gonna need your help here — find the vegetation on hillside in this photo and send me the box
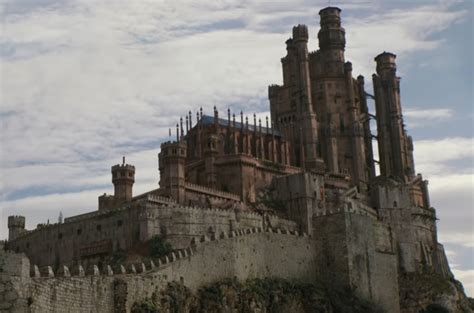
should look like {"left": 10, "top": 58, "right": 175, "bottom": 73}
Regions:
{"left": 131, "top": 277, "right": 383, "bottom": 313}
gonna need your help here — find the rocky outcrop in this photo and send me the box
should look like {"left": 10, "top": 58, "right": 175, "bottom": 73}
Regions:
{"left": 399, "top": 272, "right": 474, "bottom": 313}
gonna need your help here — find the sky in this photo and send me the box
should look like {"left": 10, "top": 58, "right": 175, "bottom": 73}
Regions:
{"left": 0, "top": 0, "right": 473, "bottom": 295}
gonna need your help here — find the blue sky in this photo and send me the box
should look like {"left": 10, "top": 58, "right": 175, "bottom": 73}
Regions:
{"left": 1, "top": 0, "right": 473, "bottom": 295}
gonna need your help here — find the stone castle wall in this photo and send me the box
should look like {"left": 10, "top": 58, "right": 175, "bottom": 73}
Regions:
{"left": 1, "top": 228, "right": 315, "bottom": 313}
{"left": 8, "top": 198, "right": 297, "bottom": 268}
{"left": 313, "top": 208, "right": 400, "bottom": 313}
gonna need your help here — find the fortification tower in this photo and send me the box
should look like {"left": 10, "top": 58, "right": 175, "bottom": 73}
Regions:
{"left": 318, "top": 7, "right": 346, "bottom": 76}
{"left": 8, "top": 215, "right": 26, "bottom": 241}
{"left": 204, "top": 134, "right": 219, "bottom": 188}
{"left": 292, "top": 24, "right": 324, "bottom": 170}
{"left": 111, "top": 157, "right": 135, "bottom": 204}
{"left": 373, "top": 52, "right": 415, "bottom": 182}
{"left": 159, "top": 140, "right": 187, "bottom": 204}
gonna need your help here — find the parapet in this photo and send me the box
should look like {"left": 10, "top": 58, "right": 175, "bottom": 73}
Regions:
{"left": 111, "top": 163, "right": 135, "bottom": 184}
{"left": 8, "top": 215, "right": 25, "bottom": 228}
{"left": 160, "top": 141, "right": 187, "bottom": 158}
{"left": 268, "top": 84, "right": 281, "bottom": 99}
{"left": 375, "top": 51, "right": 397, "bottom": 75}
{"left": 319, "top": 7, "right": 342, "bottom": 27}
{"left": 111, "top": 163, "right": 135, "bottom": 172}
{"left": 292, "top": 24, "right": 308, "bottom": 42}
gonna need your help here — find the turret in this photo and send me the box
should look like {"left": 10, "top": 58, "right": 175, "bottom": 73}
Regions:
{"left": 204, "top": 134, "right": 219, "bottom": 188}
{"left": 8, "top": 215, "right": 26, "bottom": 241}
{"left": 291, "top": 24, "right": 324, "bottom": 171}
{"left": 344, "top": 62, "right": 367, "bottom": 187}
{"left": 373, "top": 52, "right": 414, "bottom": 181}
{"left": 111, "top": 157, "right": 135, "bottom": 204}
{"left": 375, "top": 52, "right": 397, "bottom": 78}
{"left": 318, "top": 7, "right": 346, "bottom": 76}
{"left": 158, "top": 141, "right": 187, "bottom": 204}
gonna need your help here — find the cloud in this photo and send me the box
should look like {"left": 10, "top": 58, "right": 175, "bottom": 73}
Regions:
{"left": 452, "top": 268, "right": 474, "bottom": 297}
{"left": 439, "top": 233, "right": 474, "bottom": 249}
{"left": 414, "top": 137, "right": 473, "bottom": 162}
{"left": 404, "top": 108, "right": 454, "bottom": 120}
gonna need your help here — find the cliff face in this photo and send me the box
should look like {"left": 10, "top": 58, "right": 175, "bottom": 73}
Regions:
{"left": 399, "top": 272, "right": 474, "bottom": 313}
{"left": 131, "top": 278, "right": 384, "bottom": 313}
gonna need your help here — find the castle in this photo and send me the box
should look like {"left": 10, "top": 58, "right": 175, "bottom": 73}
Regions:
{"left": 1, "top": 7, "right": 465, "bottom": 313}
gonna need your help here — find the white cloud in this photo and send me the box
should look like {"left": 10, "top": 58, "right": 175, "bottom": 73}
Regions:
{"left": 439, "top": 232, "right": 474, "bottom": 249}
{"left": 451, "top": 268, "right": 474, "bottom": 297}
{"left": 413, "top": 137, "right": 473, "bottom": 173}
{"left": 404, "top": 108, "right": 454, "bottom": 120}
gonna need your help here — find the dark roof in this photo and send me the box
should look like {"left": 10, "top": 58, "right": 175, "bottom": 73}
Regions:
{"left": 319, "top": 6, "right": 341, "bottom": 14}
{"left": 199, "top": 115, "right": 283, "bottom": 137}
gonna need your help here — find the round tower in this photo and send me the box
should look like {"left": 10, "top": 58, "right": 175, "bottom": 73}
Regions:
{"left": 111, "top": 157, "right": 135, "bottom": 203}
{"left": 158, "top": 141, "right": 187, "bottom": 204}
{"left": 318, "top": 7, "right": 346, "bottom": 76}
{"left": 375, "top": 52, "right": 397, "bottom": 78}
{"left": 8, "top": 215, "right": 26, "bottom": 241}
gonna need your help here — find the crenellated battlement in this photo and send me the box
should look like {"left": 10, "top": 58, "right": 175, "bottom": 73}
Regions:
{"left": 8, "top": 215, "right": 25, "bottom": 228}
{"left": 292, "top": 24, "right": 309, "bottom": 41}
{"left": 27, "top": 227, "right": 305, "bottom": 279}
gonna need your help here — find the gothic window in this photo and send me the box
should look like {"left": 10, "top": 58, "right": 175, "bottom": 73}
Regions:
{"left": 128, "top": 172, "right": 133, "bottom": 177}
{"left": 97, "top": 224, "right": 102, "bottom": 232}
{"left": 117, "top": 220, "right": 123, "bottom": 227}
{"left": 58, "top": 233, "right": 63, "bottom": 239}
{"left": 121, "top": 171, "right": 125, "bottom": 177}
{"left": 77, "top": 229, "right": 82, "bottom": 235}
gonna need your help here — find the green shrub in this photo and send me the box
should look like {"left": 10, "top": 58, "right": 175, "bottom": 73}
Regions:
{"left": 148, "top": 235, "right": 173, "bottom": 258}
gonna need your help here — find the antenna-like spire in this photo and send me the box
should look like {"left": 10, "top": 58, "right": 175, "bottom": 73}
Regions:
{"left": 122, "top": 156, "right": 125, "bottom": 165}
{"left": 189, "top": 111, "right": 192, "bottom": 128}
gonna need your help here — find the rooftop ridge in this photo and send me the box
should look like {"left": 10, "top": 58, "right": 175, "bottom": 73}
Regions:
{"left": 184, "top": 182, "right": 241, "bottom": 201}
{"left": 314, "top": 204, "right": 377, "bottom": 218}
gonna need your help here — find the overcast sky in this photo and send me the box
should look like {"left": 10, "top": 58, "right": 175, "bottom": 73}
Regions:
{"left": 1, "top": 0, "right": 473, "bottom": 295}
